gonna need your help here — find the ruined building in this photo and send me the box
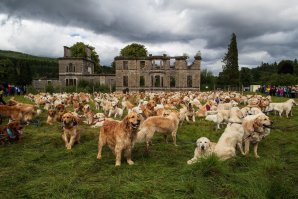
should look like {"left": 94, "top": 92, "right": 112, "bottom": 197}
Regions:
{"left": 33, "top": 46, "right": 201, "bottom": 92}
{"left": 114, "top": 53, "right": 201, "bottom": 91}
{"left": 33, "top": 46, "right": 115, "bottom": 91}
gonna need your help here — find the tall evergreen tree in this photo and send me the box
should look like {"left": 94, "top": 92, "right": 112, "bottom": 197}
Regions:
{"left": 218, "top": 33, "right": 239, "bottom": 86}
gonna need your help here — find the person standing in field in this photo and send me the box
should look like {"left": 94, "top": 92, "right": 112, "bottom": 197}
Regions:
{"left": 0, "top": 85, "right": 6, "bottom": 105}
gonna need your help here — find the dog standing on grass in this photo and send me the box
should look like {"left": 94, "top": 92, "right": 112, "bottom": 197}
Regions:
{"left": 97, "top": 112, "right": 142, "bottom": 166}
{"left": 61, "top": 112, "right": 80, "bottom": 150}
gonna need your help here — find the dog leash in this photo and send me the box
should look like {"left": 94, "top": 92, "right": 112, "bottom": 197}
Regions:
{"left": 269, "top": 124, "right": 298, "bottom": 131}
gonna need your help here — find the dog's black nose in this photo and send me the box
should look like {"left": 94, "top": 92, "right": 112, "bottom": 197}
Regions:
{"left": 201, "top": 146, "right": 205, "bottom": 150}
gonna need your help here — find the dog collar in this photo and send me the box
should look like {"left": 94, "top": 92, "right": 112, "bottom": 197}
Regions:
{"left": 63, "top": 121, "right": 77, "bottom": 127}
{"left": 6, "top": 128, "right": 16, "bottom": 139}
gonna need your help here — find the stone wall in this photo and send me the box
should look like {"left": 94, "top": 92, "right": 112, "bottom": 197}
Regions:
{"left": 115, "top": 54, "right": 201, "bottom": 91}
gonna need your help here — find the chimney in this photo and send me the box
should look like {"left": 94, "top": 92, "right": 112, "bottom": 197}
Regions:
{"left": 85, "top": 46, "right": 92, "bottom": 60}
{"left": 64, "top": 46, "right": 71, "bottom": 57}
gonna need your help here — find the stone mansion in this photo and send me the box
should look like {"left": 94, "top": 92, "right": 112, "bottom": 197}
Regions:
{"left": 33, "top": 46, "right": 201, "bottom": 92}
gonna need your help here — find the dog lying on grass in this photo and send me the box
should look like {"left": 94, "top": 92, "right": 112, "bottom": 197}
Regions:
{"left": 187, "top": 137, "right": 216, "bottom": 164}
{"left": 0, "top": 121, "right": 23, "bottom": 144}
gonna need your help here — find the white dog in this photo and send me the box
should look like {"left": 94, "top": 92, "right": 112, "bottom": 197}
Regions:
{"left": 214, "top": 123, "right": 245, "bottom": 161}
{"left": 265, "top": 99, "right": 297, "bottom": 117}
{"left": 91, "top": 113, "right": 106, "bottom": 128}
{"left": 187, "top": 137, "right": 216, "bottom": 164}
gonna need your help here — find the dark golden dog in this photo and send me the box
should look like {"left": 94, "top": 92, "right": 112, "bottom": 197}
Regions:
{"left": 0, "top": 121, "right": 23, "bottom": 144}
{"left": 61, "top": 112, "right": 80, "bottom": 150}
{"left": 47, "top": 109, "right": 57, "bottom": 125}
{"left": 97, "top": 112, "right": 142, "bottom": 166}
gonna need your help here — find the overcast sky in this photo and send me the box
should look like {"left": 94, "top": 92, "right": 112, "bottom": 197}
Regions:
{"left": 1, "top": 0, "right": 298, "bottom": 75}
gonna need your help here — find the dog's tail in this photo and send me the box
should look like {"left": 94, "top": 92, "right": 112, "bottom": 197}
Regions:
{"left": 135, "top": 128, "right": 147, "bottom": 143}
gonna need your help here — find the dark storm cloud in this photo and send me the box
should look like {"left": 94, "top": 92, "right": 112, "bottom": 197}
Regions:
{"left": 1, "top": 0, "right": 298, "bottom": 70}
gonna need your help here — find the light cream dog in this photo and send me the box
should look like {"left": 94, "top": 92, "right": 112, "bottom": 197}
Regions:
{"left": 265, "top": 99, "right": 297, "bottom": 118}
{"left": 242, "top": 114, "right": 272, "bottom": 158}
{"left": 214, "top": 123, "right": 245, "bottom": 161}
{"left": 187, "top": 137, "right": 216, "bottom": 164}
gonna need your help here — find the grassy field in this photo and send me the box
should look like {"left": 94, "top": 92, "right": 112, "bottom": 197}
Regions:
{"left": 0, "top": 95, "right": 297, "bottom": 199}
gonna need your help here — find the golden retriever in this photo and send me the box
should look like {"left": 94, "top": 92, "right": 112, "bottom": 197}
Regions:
{"left": 242, "top": 114, "right": 272, "bottom": 158}
{"left": 97, "top": 112, "right": 142, "bottom": 166}
{"left": 0, "top": 105, "right": 24, "bottom": 122}
{"left": 0, "top": 121, "right": 23, "bottom": 144}
{"left": 187, "top": 137, "right": 216, "bottom": 164}
{"left": 137, "top": 111, "right": 180, "bottom": 152}
{"left": 214, "top": 123, "right": 245, "bottom": 161}
{"left": 266, "top": 99, "right": 297, "bottom": 118}
{"left": 46, "top": 109, "right": 57, "bottom": 125}
{"left": 61, "top": 112, "right": 80, "bottom": 150}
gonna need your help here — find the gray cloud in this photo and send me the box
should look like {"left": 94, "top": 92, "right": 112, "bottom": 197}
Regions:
{"left": 0, "top": 0, "right": 298, "bottom": 75}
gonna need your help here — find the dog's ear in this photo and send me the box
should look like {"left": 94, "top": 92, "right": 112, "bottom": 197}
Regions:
{"left": 243, "top": 119, "right": 254, "bottom": 133}
{"left": 253, "top": 116, "right": 263, "bottom": 129}
{"left": 122, "top": 115, "right": 131, "bottom": 130}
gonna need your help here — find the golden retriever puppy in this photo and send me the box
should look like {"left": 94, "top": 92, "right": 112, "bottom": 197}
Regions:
{"left": 214, "top": 123, "right": 245, "bottom": 161}
{"left": 137, "top": 111, "right": 180, "bottom": 152}
{"left": 187, "top": 137, "right": 216, "bottom": 164}
{"left": 47, "top": 109, "right": 57, "bottom": 125}
{"left": 242, "top": 114, "right": 272, "bottom": 158}
{"left": 61, "top": 112, "right": 80, "bottom": 150}
{"left": 97, "top": 112, "right": 142, "bottom": 166}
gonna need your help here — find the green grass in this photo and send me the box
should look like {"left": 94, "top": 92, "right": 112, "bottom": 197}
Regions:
{"left": 0, "top": 96, "right": 297, "bottom": 198}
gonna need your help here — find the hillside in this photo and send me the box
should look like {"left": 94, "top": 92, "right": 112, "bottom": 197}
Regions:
{"left": 0, "top": 50, "right": 58, "bottom": 83}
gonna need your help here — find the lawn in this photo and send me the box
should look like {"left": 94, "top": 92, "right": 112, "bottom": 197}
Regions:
{"left": 0, "top": 95, "right": 297, "bottom": 199}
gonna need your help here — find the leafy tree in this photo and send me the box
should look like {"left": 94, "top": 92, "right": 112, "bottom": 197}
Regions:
{"left": 0, "top": 58, "right": 17, "bottom": 84}
{"left": 278, "top": 60, "right": 294, "bottom": 74}
{"left": 240, "top": 67, "right": 252, "bottom": 86}
{"left": 120, "top": 43, "right": 148, "bottom": 57}
{"left": 218, "top": 33, "right": 239, "bottom": 86}
{"left": 70, "top": 42, "right": 101, "bottom": 73}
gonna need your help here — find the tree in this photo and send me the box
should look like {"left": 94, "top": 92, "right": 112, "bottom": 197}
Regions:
{"left": 240, "top": 67, "right": 252, "bottom": 86}
{"left": 70, "top": 42, "right": 101, "bottom": 73}
{"left": 278, "top": 60, "right": 294, "bottom": 74}
{"left": 0, "top": 58, "right": 17, "bottom": 84}
{"left": 218, "top": 33, "right": 239, "bottom": 86}
{"left": 120, "top": 43, "right": 148, "bottom": 57}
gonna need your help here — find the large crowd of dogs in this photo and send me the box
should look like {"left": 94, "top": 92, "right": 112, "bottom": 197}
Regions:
{"left": 0, "top": 91, "right": 296, "bottom": 166}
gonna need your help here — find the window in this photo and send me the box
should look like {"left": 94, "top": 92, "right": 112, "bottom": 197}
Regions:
{"left": 66, "top": 78, "right": 76, "bottom": 86}
{"left": 66, "top": 63, "right": 75, "bottom": 73}
{"left": 47, "top": 80, "right": 52, "bottom": 85}
{"left": 123, "top": 61, "right": 128, "bottom": 70}
{"left": 170, "top": 59, "right": 175, "bottom": 69}
{"left": 140, "top": 76, "right": 145, "bottom": 87}
{"left": 170, "top": 76, "right": 175, "bottom": 87}
{"left": 152, "top": 60, "right": 161, "bottom": 69}
{"left": 154, "top": 75, "right": 160, "bottom": 87}
{"left": 187, "top": 75, "right": 192, "bottom": 87}
{"left": 123, "top": 76, "right": 128, "bottom": 87}
{"left": 140, "top": 61, "right": 145, "bottom": 69}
